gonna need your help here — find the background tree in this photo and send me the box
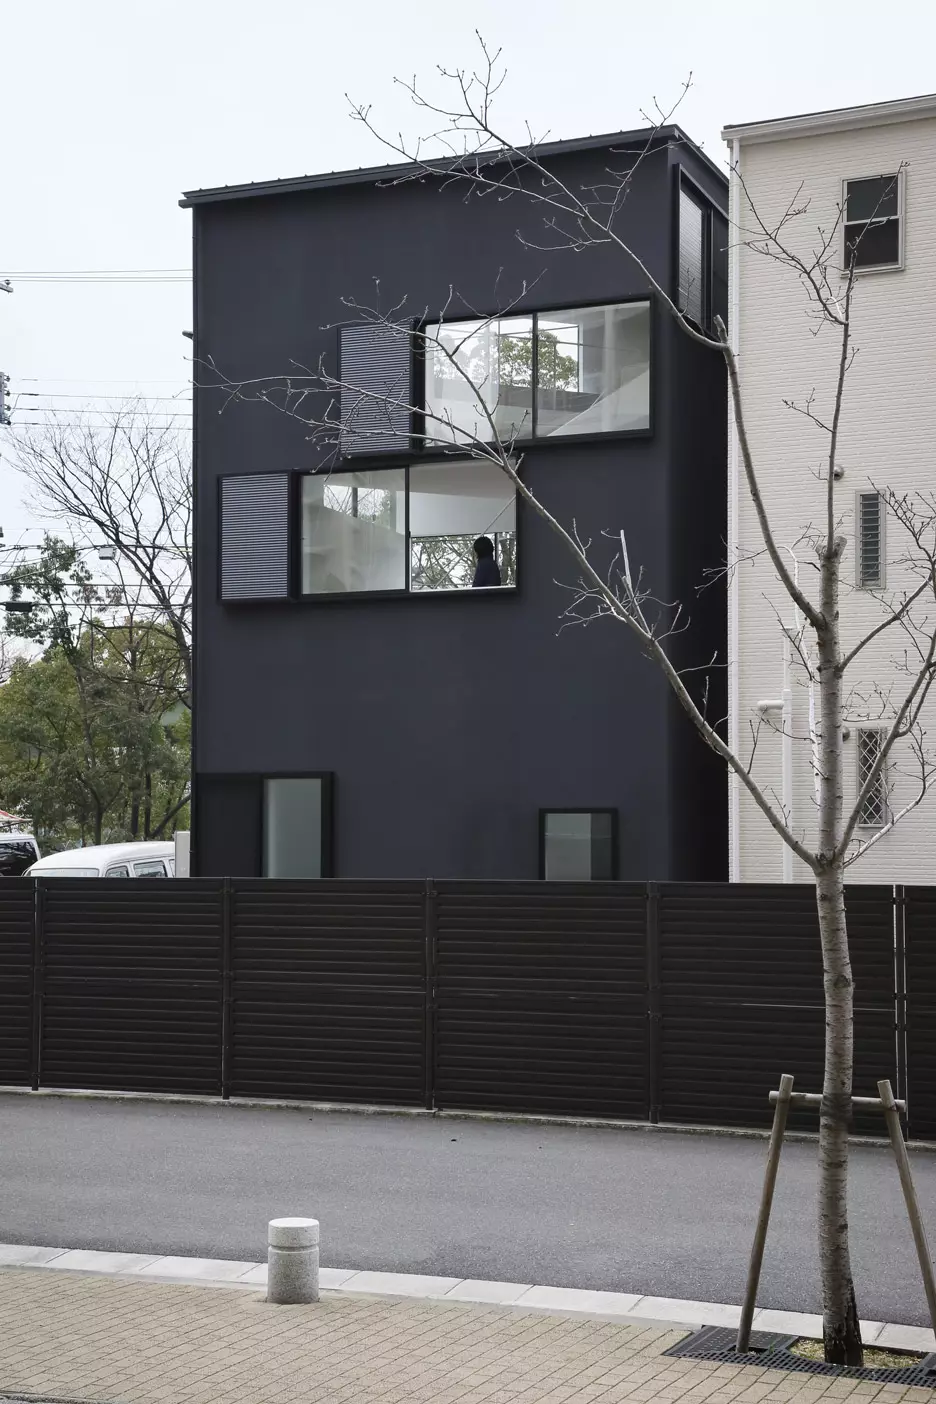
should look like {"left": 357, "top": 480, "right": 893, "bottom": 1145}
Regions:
{"left": 10, "top": 407, "right": 192, "bottom": 704}
{"left": 212, "top": 45, "right": 936, "bottom": 1365}
{"left": 0, "top": 538, "right": 189, "bottom": 847}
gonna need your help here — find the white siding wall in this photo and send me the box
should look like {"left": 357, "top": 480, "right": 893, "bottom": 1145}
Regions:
{"left": 733, "top": 116, "right": 936, "bottom": 882}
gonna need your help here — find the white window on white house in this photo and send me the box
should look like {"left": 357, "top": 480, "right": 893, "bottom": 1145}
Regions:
{"left": 678, "top": 188, "right": 706, "bottom": 327}
{"left": 857, "top": 491, "right": 885, "bottom": 588}
{"left": 857, "top": 728, "right": 888, "bottom": 828}
{"left": 844, "top": 174, "right": 902, "bottom": 270}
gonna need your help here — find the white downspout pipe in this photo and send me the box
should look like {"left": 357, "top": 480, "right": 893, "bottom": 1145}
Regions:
{"left": 728, "top": 138, "right": 742, "bottom": 881}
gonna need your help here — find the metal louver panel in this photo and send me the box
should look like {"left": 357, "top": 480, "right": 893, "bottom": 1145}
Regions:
{"left": 221, "top": 473, "right": 289, "bottom": 601}
{"left": 679, "top": 189, "right": 705, "bottom": 327}
{"left": 340, "top": 323, "right": 413, "bottom": 455}
{"left": 858, "top": 491, "right": 884, "bottom": 587}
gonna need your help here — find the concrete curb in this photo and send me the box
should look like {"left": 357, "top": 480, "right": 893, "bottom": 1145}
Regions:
{"left": 2, "top": 1085, "right": 930, "bottom": 1151}
{"left": 0, "top": 1241, "right": 932, "bottom": 1355}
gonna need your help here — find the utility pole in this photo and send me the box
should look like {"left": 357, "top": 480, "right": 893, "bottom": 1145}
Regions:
{"left": 0, "top": 371, "right": 11, "bottom": 426}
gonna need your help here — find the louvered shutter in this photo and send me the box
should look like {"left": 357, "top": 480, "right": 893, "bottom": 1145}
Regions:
{"left": 220, "top": 473, "right": 290, "bottom": 601}
{"left": 857, "top": 491, "right": 884, "bottom": 588}
{"left": 339, "top": 322, "right": 413, "bottom": 455}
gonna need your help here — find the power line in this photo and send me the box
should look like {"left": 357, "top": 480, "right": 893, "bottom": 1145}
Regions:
{"left": 19, "top": 393, "right": 193, "bottom": 403}
{"left": 20, "top": 378, "right": 190, "bottom": 384}
{"left": 2, "top": 269, "right": 190, "bottom": 274}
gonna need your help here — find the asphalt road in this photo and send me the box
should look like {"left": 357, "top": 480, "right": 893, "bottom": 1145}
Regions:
{"left": 0, "top": 1094, "right": 933, "bottom": 1325}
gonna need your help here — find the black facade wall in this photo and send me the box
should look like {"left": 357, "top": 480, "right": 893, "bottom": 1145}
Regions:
{"left": 192, "top": 144, "right": 726, "bottom": 879}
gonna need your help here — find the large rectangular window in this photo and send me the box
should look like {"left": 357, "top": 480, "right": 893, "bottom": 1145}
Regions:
{"left": 540, "top": 810, "right": 617, "bottom": 880}
{"left": 425, "top": 302, "right": 649, "bottom": 444}
{"left": 301, "top": 469, "right": 406, "bottom": 595}
{"left": 263, "top": 776, "right": 331, "bottom": 878}
{"left": 302, "top": 460, "right": 516, "bottom": 596}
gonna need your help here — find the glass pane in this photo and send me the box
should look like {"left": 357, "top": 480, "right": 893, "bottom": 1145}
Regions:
{"left": 536, "top": 303, "right": 650, "bottom": 436}
{"left": 264, "top": 778, "right": 323, "bottom": 879}
{"left": 105, "top": 865, "right": 130, "bottom": 878}
{"left": 302, "top": 469, "right": 406, "bottom": 594}
{"left": 845, "top": 219, "right": 899, "bottom": 268}
{"left": 543, "top": 812, "right": 615, "bottom": 881}
{"left": 133, "top": 860, "right": 167, "bottom": 877}
{"left": 846, "top": 176, "right": 899, "bottom": 223}
{"left": 425, "top": 317, "right": 533, "bottom": 446}
{"left": 679, "top": 191, "right": 705, "bottom": 326}
{"left": 409, "top": 459, "right": 516, "bottom": 591}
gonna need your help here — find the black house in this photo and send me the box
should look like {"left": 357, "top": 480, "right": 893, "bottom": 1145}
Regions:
{"left": 182, "top": 128, "right": 728, "bottom": 881}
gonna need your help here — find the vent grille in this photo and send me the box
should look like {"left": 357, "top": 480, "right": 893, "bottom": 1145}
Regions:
{"left": 858, "top": 491, "right": 884, "bottom": 587}
{"left": 220, "top": 473, "right": 289, "bottom": 600}
{"left": 340, "top": 323, "right": 413, "bottom": 455}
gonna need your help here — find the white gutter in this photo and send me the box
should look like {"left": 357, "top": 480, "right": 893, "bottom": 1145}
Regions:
{"left": 728, "top": 137, "right": 742, "bottom": 881}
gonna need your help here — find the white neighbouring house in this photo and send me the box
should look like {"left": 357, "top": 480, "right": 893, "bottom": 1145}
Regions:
{"left": 722, "top": 94, "right": 936, "bottom": 883}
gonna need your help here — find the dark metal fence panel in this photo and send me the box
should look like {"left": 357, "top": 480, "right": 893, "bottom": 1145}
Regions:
{"left": 0, "top": 880, "right": 35, "bottom": 1087}
{"left": 659, "top": 883, "right": 897, "bottom": 1131}
{"left": 229, "top": 881, "right": 426, "bottom": 1105}
{"left": 39, "top": 879, "right": 224, "bottom": 1095}
{"left": 905, "top": 887, "right": 936, "bottom": 1140}
{"left": 433, "top": 882, "right": 648, "bottom": 1118}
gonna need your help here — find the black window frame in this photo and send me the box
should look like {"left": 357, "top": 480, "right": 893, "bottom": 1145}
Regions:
{"left": 677, "top": 181, "right": 712, "bottom": 331}
{"left": 297, "top": 458, "right": 521, "bottom": 603}
{"left": 339, "top": 294, "right": 654, "bottom": 461}
{"left": 843, "top": 172, "right": 904, "bottom": 273}
{"left": 538, "top": 808, "right": 619, "bottom": 881}
{"left": 856, "top": 490, "right": 885, "bottom": 589}
{"left": 260, "top": 771, "right": 335, "bottom": 879}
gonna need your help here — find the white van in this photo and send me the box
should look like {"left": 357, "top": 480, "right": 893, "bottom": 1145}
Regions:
{"left": 26, "top": 841, "right": 175, "bottom": 879}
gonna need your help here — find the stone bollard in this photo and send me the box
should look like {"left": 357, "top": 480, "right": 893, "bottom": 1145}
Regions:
{"left": 267, "top": 1217, "right": 319, "bottom": 1304}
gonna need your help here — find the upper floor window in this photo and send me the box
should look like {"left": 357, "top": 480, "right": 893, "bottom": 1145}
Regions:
{"left": 678, "top": 188, "right": 707, "bottom": 327}
{"left": 856, "top": 728, "right": 888, "bottom": 828}
{"left": 424, "top": 301, "right": 650, "bottom": 447}
{"left": 844, "top": 174, "right": 903, "bottom": 271}
{"left": 300, "top": 458, "right": 516, "bottom": 597}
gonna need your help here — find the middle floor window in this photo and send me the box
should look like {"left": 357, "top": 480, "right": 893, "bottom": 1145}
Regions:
{"left": 424, "top": 301, "right": 650, "bottom": 445}
{"left": 301, "top": 458, "right": 517, "bottom": 596}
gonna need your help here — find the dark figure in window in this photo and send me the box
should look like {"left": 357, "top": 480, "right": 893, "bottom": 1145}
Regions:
{"left": 472, "top": 536, "right": 501, "bottom": 588}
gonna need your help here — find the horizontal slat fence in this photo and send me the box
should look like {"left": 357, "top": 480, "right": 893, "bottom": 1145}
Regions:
{"left": 0, "top": 877, "right": 925, "bottom": 1135}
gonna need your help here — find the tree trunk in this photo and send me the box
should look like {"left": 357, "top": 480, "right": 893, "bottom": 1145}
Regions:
{"left": 815, "top": 543, "right": 863, "bottom": 1367}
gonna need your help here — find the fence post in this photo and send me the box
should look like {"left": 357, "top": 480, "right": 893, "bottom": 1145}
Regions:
{"left": 895, "top": 885, "right": 909, "bottom": 1135}
{"left": 29, "top": 879, "right": 44, "bottom": 1092}
{"left": 221, "top": 878, "right": 233, "bottom": 1101}
{"left": 646, "top": 881, "right": 662, "bottom": 1124}
{"left": 424, "top": 879, "right": 437, "bottom": 1111}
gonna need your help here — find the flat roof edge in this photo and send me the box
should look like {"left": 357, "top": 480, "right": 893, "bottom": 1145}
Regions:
{"left": 721, "top": 92, "right": 936, "bottom": 146}
{"left": 180, "top": 125, "right": 725, "bottom": 208}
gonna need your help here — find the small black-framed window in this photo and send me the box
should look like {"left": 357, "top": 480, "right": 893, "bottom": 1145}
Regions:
{"left": 857, "top": 491, "right": 885, "bottom": 589}
{"left": 539, "top": 809, "right": 618, "bottom": 881}
{"left": 262, "top": 774, "right": 334, "bottom": 878}
{"left": 678, "top": 186, "right": 709, "bottom": 329}
{"left": 844, "top": 174, "right": 903, "bottom": 271}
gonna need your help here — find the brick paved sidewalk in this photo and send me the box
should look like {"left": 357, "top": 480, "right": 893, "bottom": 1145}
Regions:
{"left": 0, "top": 1268, "right": 931, "bottom": 1404}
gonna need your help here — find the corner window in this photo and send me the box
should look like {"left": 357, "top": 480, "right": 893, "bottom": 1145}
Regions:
{"left": 540, "top": 810, "right": 617, "bottom": 881}
{"left": 263, "top": 776, "right": 332, "bottom": 878}
{"left": 856, "top": 730, "right": 887, "bottom": 828}
{"left": 844, "top": 174, "right": 902, "bottom": 270}
{"left": 424, "top": 302, "right": 649, "bottom": 445}
{"left": 301, "top": 460, "right": 517, "bottom": 596}
{"left": 678, "top": 188, "right": 707, "bottom": 327}
{"left": 857, "top": 491, "right": 885, "bottom": 588}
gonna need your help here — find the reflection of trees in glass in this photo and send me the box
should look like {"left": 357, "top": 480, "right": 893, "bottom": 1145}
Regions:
{"left": 500, "top": 330, "right": 578, "bottom": 391}
{"left": 410, "top": 533, "right": 517, "bottom": 591}
{"left": 324, "top": 481, "right": 397, "bottom": 527}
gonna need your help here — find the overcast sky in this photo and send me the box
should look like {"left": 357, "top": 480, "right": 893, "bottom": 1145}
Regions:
{"left": 2, "top": 0, "right": 934, "bottom": 543}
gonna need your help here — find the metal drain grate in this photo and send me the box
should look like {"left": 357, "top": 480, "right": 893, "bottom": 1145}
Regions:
{"left": 665, "top": 1326, "right": 936, "bottom": 1388}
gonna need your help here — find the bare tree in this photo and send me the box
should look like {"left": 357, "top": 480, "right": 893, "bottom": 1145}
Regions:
{"left": 11, "top": 406, "right": 192, "bottom": 704}
{"left": 206, "top": 45, "right": 936, "bottom": 1365}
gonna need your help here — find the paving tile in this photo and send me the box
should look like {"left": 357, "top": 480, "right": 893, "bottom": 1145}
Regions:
{"left": 442, "top": 1280, "right": 534, "bottom": 1305}
{"left": 513, "top": 1287, "right": 644, "bottom": 1316}
{"left": 340, "top": 1270, "right": 464, "bottom": 1297}
{"left": 41, "top": 1249, "right": 163, "bottom": 1274}
{"left": 0, "top": 1243, "right": 69, "bottom": 1266}
{"left": 137, "top": 1256, "right": 259, "bottom": 1282}
{"left": 624, "top": 1297, "right": 742, "bottom": 1328}
{"left": 874, "top": 1322, "right": 936, "bottom": 1352}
